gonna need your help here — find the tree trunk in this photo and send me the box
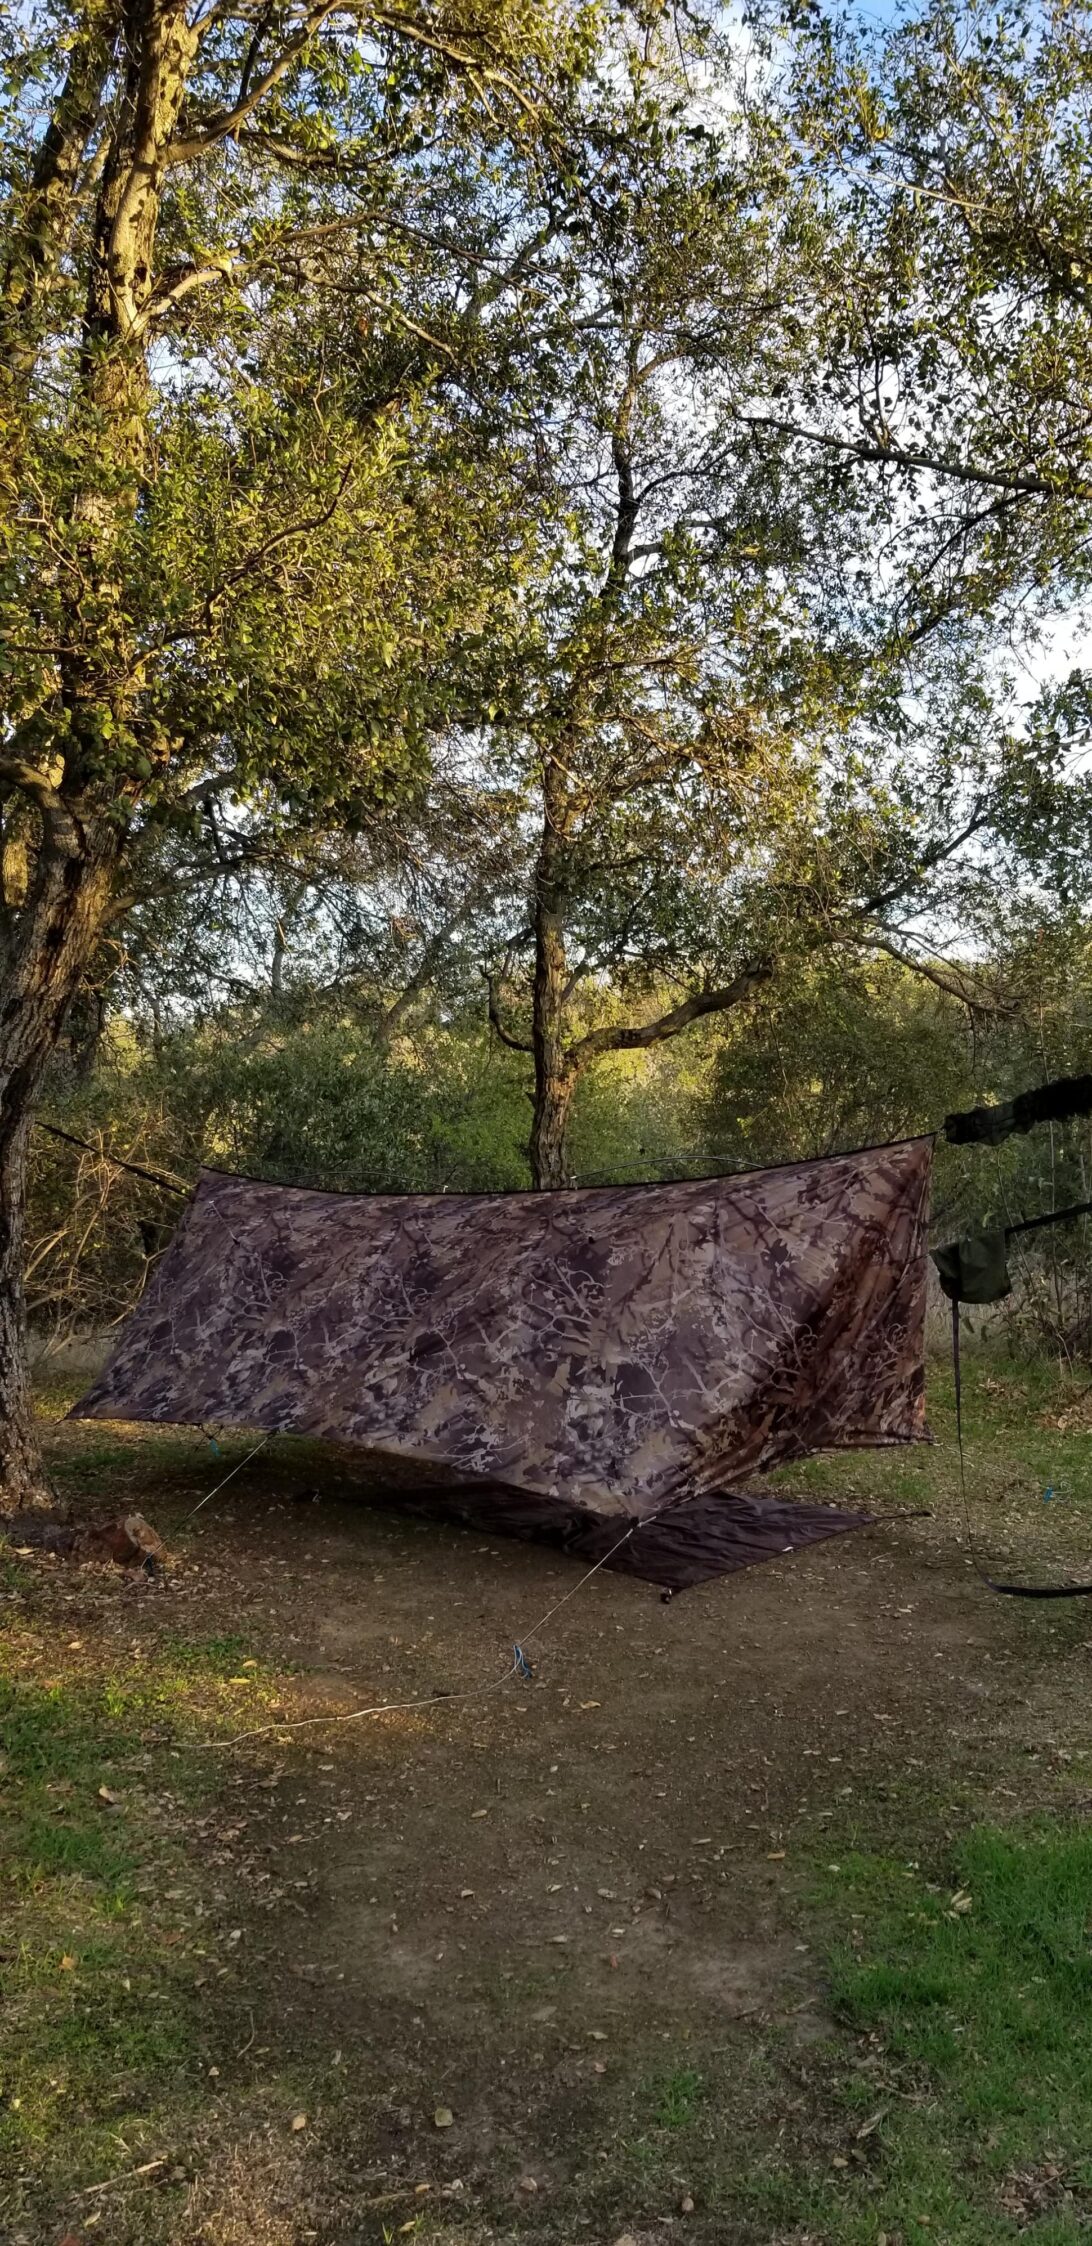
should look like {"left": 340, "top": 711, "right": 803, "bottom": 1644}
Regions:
{"left": 0, "top": 815, "right": 119, "bottom": 1511}
{"left": 529, "top": 754, "right": 576, "bottom": 1188}
{"left": 1, "top": 6, "right": 120, "bottom": 376}
{"left": 0, "top": 1106, "right": 44, "bottom": 1508}
{"left": 529, "top": 1052, "right": 577, "bottom": 1189}
{"left": 0, "top": 0, "right": 199, "bottom": 1510}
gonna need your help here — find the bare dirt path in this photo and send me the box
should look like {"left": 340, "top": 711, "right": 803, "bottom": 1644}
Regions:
{"left": 10, "top": 1411, "right": 1088, "bottom": 2244}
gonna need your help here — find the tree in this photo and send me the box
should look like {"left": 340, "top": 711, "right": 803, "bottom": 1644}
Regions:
{"left": 0, "top": 0, "right": 588, "bottom": 1504}
{"left": 768, "top": 0, "right": 1092, "bottom": 619}
{"left": 470, "top": 17, "right": 1086, "bottom": 1184}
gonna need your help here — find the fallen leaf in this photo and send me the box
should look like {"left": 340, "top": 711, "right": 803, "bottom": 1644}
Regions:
{"left": 59, "top": 1954, "right": 77, "bottom": 1971}
{"left": 433, "top": 2106, "right": 454, "bottom": 2129}
{"left": 291, "top": 2112, "right": 308, "bottom": 2132}
{"left": 767, "top": 1851, "right": 786, "bottom": 1862}
{"left": 578, "top": 1701, "right": 600, "bottom": 1710}
{"left": 97, "top": 1786, "right": 120, "bottom": 1807}
{"left": 588, "top": 2029, "right": 608, "bottom": 2041}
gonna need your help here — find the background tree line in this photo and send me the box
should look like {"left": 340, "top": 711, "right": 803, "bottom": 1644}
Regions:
{"left": 26, "top": 907, "right": 1092, "bottom": 1363}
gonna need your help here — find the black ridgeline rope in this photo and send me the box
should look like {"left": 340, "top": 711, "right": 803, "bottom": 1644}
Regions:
{"left": 36, "top": 1121, "right": 190, "bottom": 1198}
{"left": 951, "top": 1298, "right": 1092, "bottom": 1599}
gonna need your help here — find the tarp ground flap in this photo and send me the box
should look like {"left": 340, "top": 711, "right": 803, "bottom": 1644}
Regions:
{"left": 73, "top": 1140, "right": 932, "bottom": 1583}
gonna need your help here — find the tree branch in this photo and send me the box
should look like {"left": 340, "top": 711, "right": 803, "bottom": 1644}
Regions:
{"left": 867, "top": 936, "right": 1015, "bottom": 1016}
{"left": 484, "top": 971, "right": 533, "bottom": 1052}
{"left": 853, "top": 808, "right": 987, "bottom": 921}
{"left": 737, "top": 411, "right": 1079, "bottom": 501}
{"left": 0, "top": 754, "right": 65, "bottom": 818}
{"left": 369, "top": 11, "right": 541, "bottom": 120}
{"left": 567, "top": 964, "right": 772, "bottom": 1068}
{"left": 170, "top": 1, "right": 344, "bottom": 162}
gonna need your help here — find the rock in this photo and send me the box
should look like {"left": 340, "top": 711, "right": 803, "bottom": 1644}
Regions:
{"left": 87, "top": 1512, "right": 169, "bottom": 1568}
{"left": 11, "top": 1509, "right": 173, "bottom": 1570}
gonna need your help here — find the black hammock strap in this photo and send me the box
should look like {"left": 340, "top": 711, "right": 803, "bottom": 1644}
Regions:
{"left": 951, "top": 1298, "right": 1092, "bottom": 1598}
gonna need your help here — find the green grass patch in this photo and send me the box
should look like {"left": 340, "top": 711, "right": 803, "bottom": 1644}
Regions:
{"left": 0, "top": 1628, "right": 277, "bottom": 2229}
{"left": 1, "top": 1725, "right": 199, "bottom": 2239}
{"left": 651, "top": 2063, "right": 706, "bottom": 2130}
{"left": 740, "top": 1822, "right": 1092, "bottom": 2245}
{"left": 594, "top": 1823, "right": 1092, "bottom": 2243}
{"left": 159, "top": 1628, "right": 250, "bottom": 1675}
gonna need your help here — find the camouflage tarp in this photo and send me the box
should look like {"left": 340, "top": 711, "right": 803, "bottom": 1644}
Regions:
{"left": 73, "top": 1139, "right": 931, "bottom": 1521}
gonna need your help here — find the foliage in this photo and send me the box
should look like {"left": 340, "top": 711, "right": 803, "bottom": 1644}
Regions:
{"left": 704, "top": 954, "right": 976, "bottom": 1166}
{"left": 704, "top": 933, "right": 1092, "bottom": 1358}
{"left": 784, "top": 0, "right": 1092, "bottom": 629}
{"left": 805, "top": 1824, "right": 1092, "bottom": 2244}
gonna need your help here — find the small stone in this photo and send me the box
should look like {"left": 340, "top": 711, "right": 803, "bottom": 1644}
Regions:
{"left": 680, "top": 2195, "right": 695, "bottom": 2214}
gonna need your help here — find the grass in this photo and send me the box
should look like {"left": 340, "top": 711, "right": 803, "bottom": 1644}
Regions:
{"left": 580, "top": 1817, "right": 1092, "bottom": 2246}
{"left": 743, "top": 1820, "right": 1092, "bottom": 2245}
{"left": 651, "top": 2064, "right": 706, "bottom": 2130}
{"left": 0, "top": 1612, "right": 291, "bottom": 2243}
{"left": 0, "top": 1663, "right": 204, "bottom": 2225}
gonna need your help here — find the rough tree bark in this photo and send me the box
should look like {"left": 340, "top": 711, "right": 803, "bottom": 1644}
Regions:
{"left": 529, "top": 752, "right": 577, "bottom": 1189}
{"left": 0, "top": 808, "right": 120, "bottom": 1503}
{"left": 0, "top": 0, "right": 193, "bottom": 1509}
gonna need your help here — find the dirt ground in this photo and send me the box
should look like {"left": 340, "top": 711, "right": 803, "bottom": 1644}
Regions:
{"left": 6, "top": 1388, "right": 1089, "bottom": 2246}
